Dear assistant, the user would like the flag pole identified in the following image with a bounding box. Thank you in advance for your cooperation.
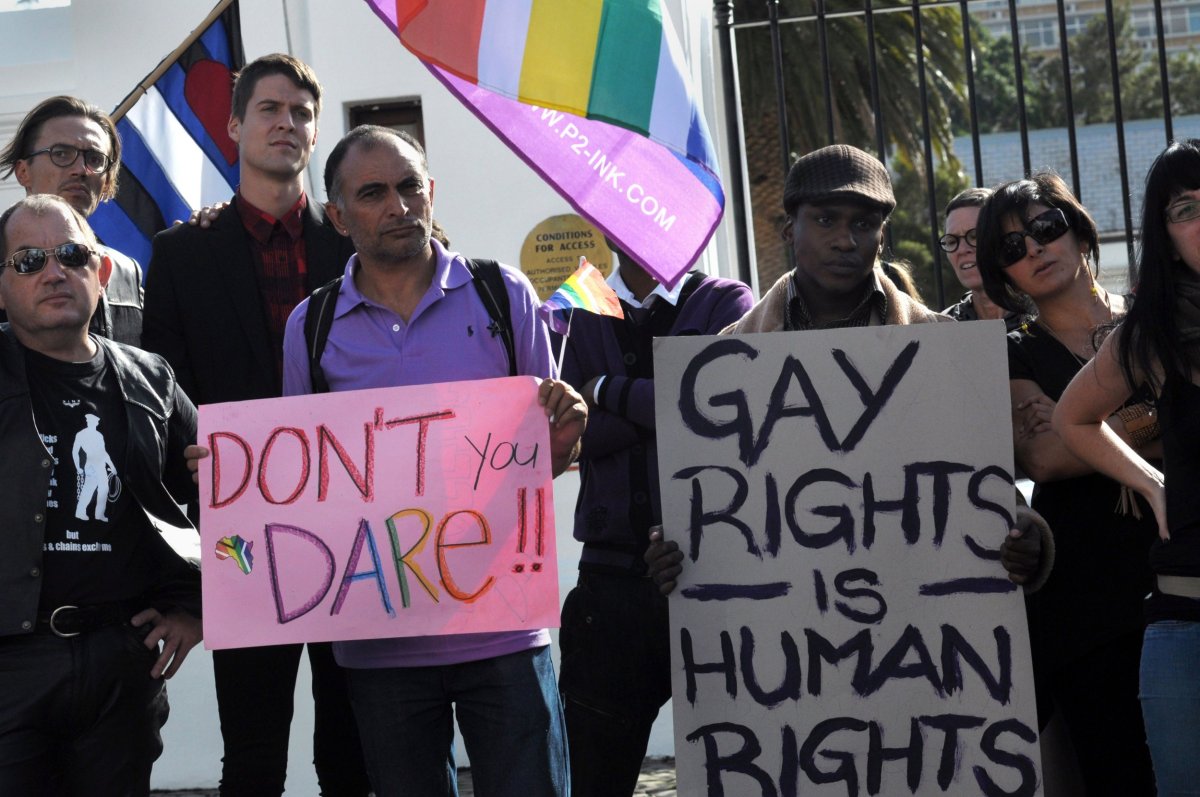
[282,0,295,55]
[555,309,575,375]
[279,0,320,197]
[110,0,238,121]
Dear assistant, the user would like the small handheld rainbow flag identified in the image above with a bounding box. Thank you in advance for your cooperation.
[539,257,623,335]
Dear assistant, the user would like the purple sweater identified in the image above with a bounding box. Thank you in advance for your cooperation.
[560,273,754,566]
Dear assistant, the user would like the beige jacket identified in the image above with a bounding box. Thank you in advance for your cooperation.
[722,267,954,334]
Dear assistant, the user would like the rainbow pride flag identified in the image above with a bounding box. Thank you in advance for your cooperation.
[539,257,623,334]
[364,0,724,289]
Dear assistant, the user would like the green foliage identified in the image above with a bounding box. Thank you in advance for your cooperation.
[948,20,1021,136]
[963,1,1200,129]
[1022,4,1142,127]
[734,2,966,160]
[730,0,1200,296]
[1125,47,1200,120]
[733,1,971,292]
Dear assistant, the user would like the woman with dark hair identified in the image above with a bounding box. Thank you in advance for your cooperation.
[975,172,1158,794]
[940,187,1029,329]
[1056,139,1200,795]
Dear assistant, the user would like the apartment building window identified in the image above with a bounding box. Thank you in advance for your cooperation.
[1165,6,1188,34]
[1131,5,1200,42]
[1019,17,1058,48]
[1133,9,1153,38]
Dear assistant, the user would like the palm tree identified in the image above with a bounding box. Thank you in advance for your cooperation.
[733,0,968,294]
[738,2,964,159]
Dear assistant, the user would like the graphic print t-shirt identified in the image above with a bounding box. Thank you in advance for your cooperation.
[25,343,153,607]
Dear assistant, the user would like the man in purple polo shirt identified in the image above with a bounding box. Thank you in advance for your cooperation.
[280,124,586,797]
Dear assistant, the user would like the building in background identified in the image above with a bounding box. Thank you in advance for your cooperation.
[973,0,1200,55]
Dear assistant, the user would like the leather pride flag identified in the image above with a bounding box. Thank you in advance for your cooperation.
[364,0,725,289]
[90,0,245,269]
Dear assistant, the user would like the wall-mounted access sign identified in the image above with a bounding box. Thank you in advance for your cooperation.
[520,214,613,302]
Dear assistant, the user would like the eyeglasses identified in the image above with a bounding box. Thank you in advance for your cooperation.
[998,208,1071,267]
[1166,198,1200,224]
[2,243,94,275]
[23,144,113,175]
[938,229,976,253]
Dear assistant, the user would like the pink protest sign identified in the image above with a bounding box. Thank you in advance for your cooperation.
[197,377,558,650]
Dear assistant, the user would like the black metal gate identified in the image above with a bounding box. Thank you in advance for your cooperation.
[716,0,1188,308]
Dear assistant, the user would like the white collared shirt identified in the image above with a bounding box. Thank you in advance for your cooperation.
[606,253,684,308]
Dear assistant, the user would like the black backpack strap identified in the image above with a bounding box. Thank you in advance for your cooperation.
[304,275,344,394]
[465,258,517,377]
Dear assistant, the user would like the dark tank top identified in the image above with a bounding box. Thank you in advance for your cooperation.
[1148,375,1200,621]
[1008,327,1158,665]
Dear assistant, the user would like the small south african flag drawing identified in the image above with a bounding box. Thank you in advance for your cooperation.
[215,535,254,575]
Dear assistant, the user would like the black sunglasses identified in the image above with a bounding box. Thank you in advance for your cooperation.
[939,229,976,253]
[998,208,1071,267]
[24,144,113,175]
[2,243,94,275]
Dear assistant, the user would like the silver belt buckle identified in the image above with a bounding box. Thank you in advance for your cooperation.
[49,605,81,638]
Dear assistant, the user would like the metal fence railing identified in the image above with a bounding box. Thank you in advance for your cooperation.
[715,0,1186,308]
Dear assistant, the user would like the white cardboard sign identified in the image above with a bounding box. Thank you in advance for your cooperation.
[656,322,1042,797]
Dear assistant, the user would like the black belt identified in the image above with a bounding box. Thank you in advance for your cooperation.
[579,544,650,578]
[35,601,139,638]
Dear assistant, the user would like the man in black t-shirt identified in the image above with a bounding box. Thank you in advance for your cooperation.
[0,194,201,796]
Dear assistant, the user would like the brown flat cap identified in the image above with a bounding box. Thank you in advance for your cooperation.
[782,144,896,217]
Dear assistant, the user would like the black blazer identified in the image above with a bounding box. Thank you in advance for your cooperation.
[142,197,354,406]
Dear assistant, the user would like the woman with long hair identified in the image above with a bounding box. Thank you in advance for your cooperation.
[975,172,1158,794]
[1056,139,1200,795]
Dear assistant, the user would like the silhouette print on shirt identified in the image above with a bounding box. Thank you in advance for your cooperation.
[72,413,120,522]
